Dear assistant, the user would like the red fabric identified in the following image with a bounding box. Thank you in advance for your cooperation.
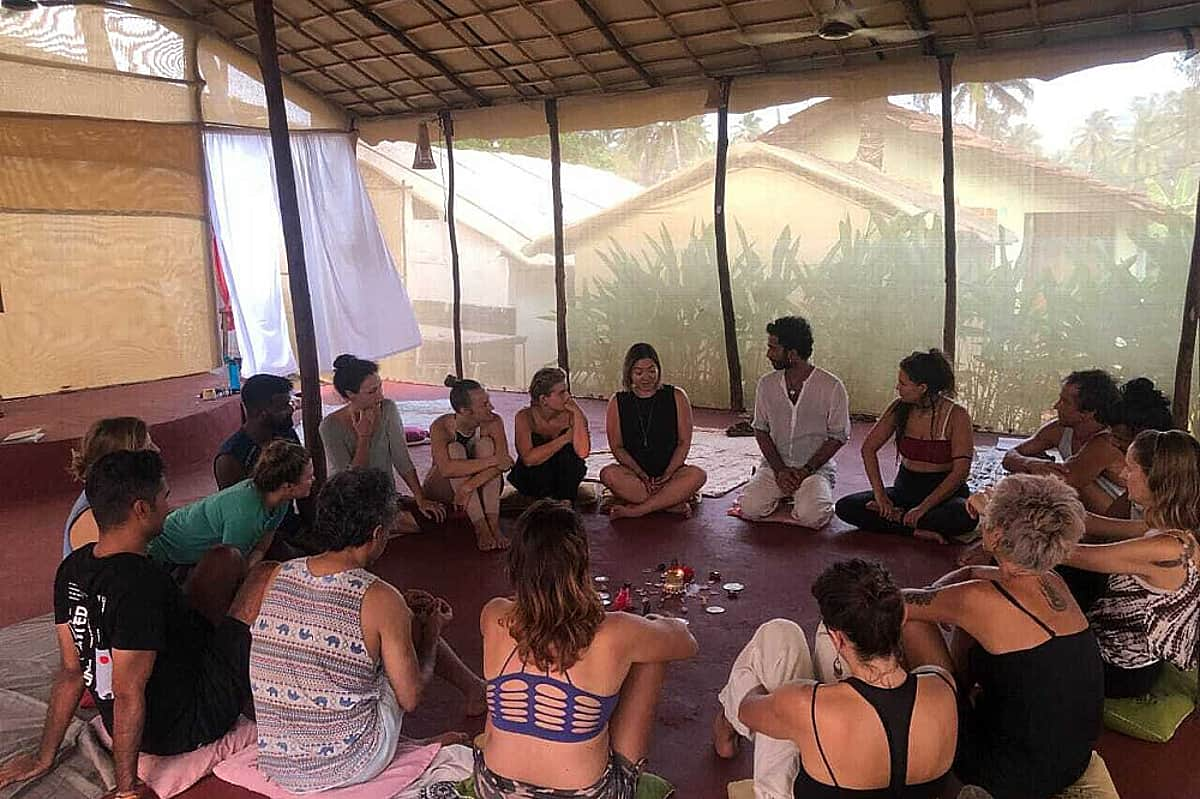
[896,436,953,464]
[212,236,234,333]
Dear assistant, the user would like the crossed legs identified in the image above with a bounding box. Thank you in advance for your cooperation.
[601,464,707,519]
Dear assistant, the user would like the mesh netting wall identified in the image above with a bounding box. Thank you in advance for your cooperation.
[560,116,726,408]
[949,53,1199,433]
[0,5,217,398]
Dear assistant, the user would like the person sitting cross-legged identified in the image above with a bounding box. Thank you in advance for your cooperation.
[712,559,957,799]
[476,500,698,798]
[739,316,850,528]
[148,440,313,579]
[835,349,978,544]
[600,342,708,520]
[249,467,484,794]
[0,450,275,799]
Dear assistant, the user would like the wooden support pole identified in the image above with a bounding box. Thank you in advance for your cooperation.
[441,110,464,379]
[1171,178,1200,429]
[938,54,958,362]
[713,77,745,413]
[545,98,570,377]
[252,0,326,483]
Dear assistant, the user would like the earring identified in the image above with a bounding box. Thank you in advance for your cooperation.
[832,653,844,679]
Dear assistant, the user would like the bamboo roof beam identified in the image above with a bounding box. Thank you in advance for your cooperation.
[573,0,661,87]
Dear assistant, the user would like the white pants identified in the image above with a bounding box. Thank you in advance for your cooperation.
[739,466,835,528]
[717,620,840,799]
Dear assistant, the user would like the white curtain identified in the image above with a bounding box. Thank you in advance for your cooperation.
[204,130,296,376]
[289,133,422,366]
[203,130,421,377]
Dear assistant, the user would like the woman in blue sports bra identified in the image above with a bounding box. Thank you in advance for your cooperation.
[476,501,698,798]
[715,559,958,799]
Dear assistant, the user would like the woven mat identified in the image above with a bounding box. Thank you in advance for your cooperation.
[584,429,762,498]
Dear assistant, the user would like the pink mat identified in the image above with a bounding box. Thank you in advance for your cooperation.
[213,739,441,799]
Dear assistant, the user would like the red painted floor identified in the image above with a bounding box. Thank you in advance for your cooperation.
[2,379,1195,798]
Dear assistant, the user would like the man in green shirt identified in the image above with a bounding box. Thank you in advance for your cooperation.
[149,440,313,569]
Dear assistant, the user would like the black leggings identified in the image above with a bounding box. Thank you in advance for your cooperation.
[508,443,587,501]
[835,465,978,539]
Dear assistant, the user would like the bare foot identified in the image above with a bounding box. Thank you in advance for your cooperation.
[712,707,739,759]
[609,503,643,520]
[913,528,951,545]
[465,679,488,717]
[666,502,693,518]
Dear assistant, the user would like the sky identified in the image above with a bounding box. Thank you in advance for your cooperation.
[730,52,1193,156]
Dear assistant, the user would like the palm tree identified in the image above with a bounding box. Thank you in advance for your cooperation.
[616,118,713,185]
[952,80,1035,139]
[1069,110,1121,177]
[735,113,764,142]
[1005,122,1042,155]
[1119,95,1168,186]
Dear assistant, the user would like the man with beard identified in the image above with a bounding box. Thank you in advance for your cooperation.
[214,374,300,489]
[738,316,850,528]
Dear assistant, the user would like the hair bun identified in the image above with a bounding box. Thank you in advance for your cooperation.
[333,354,356,370]
[443,373,460,388]
[1123,377,1156,394]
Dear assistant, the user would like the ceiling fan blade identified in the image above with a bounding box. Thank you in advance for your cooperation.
[849,26,933,43]
[826,0,902,25]
[734,29,820,46]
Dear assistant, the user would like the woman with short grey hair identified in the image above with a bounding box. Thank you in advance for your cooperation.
[899,474,1105,799]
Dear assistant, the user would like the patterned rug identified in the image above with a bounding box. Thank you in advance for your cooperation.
[584,429,763,498]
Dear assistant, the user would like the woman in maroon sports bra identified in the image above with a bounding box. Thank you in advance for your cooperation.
[835,349,978,543]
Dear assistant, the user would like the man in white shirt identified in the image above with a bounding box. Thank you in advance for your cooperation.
[739,316,850,528]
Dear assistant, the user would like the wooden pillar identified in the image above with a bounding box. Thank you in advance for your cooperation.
[252,0,326,483]
[713,78,745,412]
[545,98,570,377]
[440,110,464,379]
[938,54,958,362]
[1171,178,1200,428]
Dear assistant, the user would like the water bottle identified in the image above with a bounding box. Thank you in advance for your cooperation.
[226,357,242,393]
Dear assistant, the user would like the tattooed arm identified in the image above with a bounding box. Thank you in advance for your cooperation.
[1064,530,1196,589]
[902,580,987,628]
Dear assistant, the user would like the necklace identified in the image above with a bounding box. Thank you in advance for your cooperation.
[633,392,656,448]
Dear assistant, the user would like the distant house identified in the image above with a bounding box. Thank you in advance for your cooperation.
[357,142,641,388]
[524,138,1001,299]
[758,98,1172,279]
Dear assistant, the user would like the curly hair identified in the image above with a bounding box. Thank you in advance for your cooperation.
[766,316,813,360]
[313,467,399,552]
[1064,369,1121,425]
[1129,429,1200,532]
[69,417,152,483]
[983,474,1085,572]
[811,559,904,661]
[1118,378,1173,436]
[251,440,310,492]
[504,500,604,672]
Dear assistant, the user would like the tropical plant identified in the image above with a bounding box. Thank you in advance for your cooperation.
[735,113,764,142]
[1069,110,1122,177]
[614,118,714,185]
[953,80,1035,139]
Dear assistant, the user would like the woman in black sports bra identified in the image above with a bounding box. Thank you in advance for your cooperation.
[902,474,1106,799]
[713,559,957,798]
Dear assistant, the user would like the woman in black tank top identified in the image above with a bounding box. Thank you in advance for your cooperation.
[600,343,707,519]
[714,559,957,799]
[902,474,1106,799]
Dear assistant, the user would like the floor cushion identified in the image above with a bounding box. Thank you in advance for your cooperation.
[1103,663,1198,743]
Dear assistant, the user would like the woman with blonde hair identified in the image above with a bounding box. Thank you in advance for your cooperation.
[1064,429,1200,697]
[476,501,697,797]
[508,367,590,504]
[62,417,157,557]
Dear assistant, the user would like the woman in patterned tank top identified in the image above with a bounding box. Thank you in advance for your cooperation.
[1064,429,1200,698]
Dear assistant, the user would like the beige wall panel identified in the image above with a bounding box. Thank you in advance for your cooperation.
[0,60,194,121]
[0,214,218,397]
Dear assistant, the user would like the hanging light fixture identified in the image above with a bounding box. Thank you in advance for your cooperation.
[412,121,436,170]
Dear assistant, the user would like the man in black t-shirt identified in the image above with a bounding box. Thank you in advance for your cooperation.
[0,451,274,798]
